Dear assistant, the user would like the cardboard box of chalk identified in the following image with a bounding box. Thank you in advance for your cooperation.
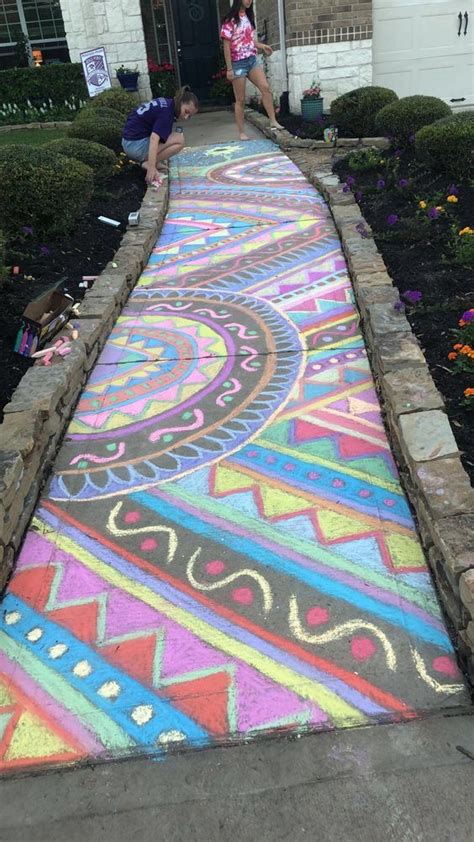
[14,286,74,358]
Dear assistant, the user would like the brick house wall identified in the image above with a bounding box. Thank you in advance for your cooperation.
[285,0,372,48]
[255,0,373,112]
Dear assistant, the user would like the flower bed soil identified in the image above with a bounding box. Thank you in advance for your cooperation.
[276,111,333,139]
[333,150,474,485]
[0,166,146,421]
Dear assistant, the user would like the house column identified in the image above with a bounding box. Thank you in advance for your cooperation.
[256,0,373,113]
[58,0,152,99]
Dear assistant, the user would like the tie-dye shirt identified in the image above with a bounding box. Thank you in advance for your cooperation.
[220,12,257,62]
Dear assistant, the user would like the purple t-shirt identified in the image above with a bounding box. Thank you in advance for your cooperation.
[123,97,175,141]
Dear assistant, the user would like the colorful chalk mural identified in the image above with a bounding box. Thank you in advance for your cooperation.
[0,140,467,773]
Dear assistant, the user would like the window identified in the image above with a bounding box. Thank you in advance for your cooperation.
[0,1,21,44]
[0,0,65,46]
[152,0,171,64]
[22,0,65,42]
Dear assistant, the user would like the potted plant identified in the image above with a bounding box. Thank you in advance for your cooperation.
[116,65,140,92]
[301,81,323,120]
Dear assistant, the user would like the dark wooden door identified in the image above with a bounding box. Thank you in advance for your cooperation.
[172,0,220,100]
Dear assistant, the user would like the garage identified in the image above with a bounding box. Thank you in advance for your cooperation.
[373,0,474,108]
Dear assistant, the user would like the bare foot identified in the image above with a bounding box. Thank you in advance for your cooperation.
[270,122,284,130]
[239,132,250,141]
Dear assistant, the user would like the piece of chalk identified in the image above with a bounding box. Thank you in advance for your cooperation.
[98,216,121,228]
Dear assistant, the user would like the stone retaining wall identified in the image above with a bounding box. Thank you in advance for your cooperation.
[0,122,73,133]
[0,181,169,593]
[246,109,474,684]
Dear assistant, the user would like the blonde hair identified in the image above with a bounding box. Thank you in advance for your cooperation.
[174,85,199,116]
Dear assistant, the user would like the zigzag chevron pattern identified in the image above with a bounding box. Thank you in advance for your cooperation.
[0,140,466,774]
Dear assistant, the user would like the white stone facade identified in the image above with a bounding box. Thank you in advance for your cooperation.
[58,0,151,99]
[263,40,373,112]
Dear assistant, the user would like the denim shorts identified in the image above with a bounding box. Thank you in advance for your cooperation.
[232,54,259,78]
[121,136,150,162]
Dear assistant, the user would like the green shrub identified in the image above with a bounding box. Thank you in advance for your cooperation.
[149,70,176,99]
[415,111,474,181]
[0,145,94,237]
[0,64,87,125]
[87,88,137,116]
[75,106,125,125]
[346,146,385,172]
[374,95,451,145]
[209,72,234,103]
[0,228,7,279]
[68,113,124,152]
[45,138,116,182]
[330,86,398,138]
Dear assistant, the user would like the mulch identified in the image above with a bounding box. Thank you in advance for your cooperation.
[0,166,146,421]
[332,150,474,485]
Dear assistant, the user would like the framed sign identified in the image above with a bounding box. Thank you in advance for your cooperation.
[80,47,112,98]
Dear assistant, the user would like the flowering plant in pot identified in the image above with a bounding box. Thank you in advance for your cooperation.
[301,80,323,120]
[148,59,176,97]
[116,65,140,92]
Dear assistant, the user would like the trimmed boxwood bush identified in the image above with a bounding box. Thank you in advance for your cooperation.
[0,63,87,125]
[0,145,94,237]
[330,86,398,138]
[45,138,116,183]
[374,95,451,145]
[87,88,137,116]
[415,111,474,181]
[0,228,6,280]
[68,113,123,153]
[75,106,126,125]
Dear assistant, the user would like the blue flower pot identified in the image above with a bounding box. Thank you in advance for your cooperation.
[301,97,324,120]
[117,72,140,92]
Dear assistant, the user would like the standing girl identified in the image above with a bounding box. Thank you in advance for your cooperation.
[122,86,198,185]
[221,0,283,141]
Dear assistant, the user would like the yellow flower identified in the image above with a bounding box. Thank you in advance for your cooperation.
[418,200,427,209]
[459,227,474,236]
[447,195,458,203]
[435,206,445,212]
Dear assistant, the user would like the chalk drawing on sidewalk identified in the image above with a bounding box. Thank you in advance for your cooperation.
[0,141,466,773]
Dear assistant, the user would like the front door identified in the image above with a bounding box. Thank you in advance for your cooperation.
[172,0,220,100]
[373,0,474,109]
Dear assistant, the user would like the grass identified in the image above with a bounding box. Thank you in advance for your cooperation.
[0,128,68,147]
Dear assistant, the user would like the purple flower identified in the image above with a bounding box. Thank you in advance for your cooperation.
[461,309,474,323]
[398,178,409,188]
[402,289,423,305]
[346,175,356,187]
[394,300,405,312]
[387,214,399,226]
[354,191,363,202]
[22,225,33,236]
[447,183,459,196]
[39,245,50,257]
[394,149,402,158]
[376,178,386,190]
[355,222,370,239]
[429,207,440,219]
[342,184,351,193]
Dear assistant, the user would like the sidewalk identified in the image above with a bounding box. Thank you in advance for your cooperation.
[0,122,470,774]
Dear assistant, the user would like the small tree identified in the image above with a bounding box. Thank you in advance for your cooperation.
[13,31,31,68]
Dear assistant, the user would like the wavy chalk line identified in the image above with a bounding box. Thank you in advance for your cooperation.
[187,548,273,614]
[107,501,178,564]
[289,596,397,671]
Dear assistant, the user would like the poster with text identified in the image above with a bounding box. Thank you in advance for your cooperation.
[80,47,112,98]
